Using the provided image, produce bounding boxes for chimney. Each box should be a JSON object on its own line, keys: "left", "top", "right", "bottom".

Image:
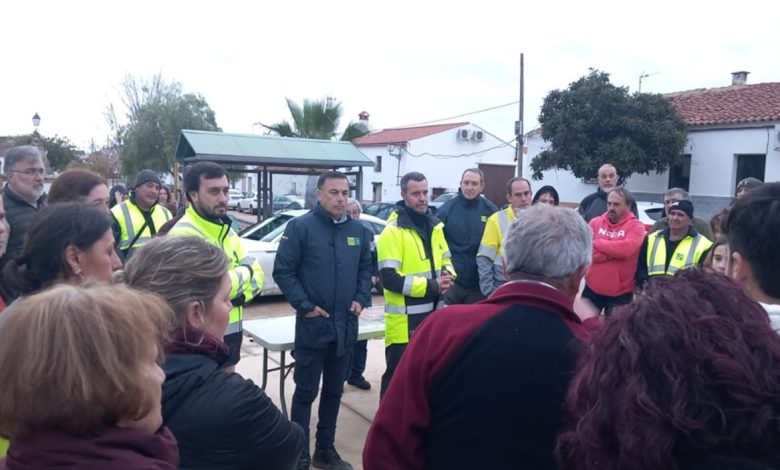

{"left": 731, "top": 71, "right": 750, "bottom": 86}
{"left": 358, "top": 111, "right": 370, "bottom": 121}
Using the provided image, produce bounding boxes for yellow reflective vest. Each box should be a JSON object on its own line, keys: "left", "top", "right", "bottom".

{"left": 476, "top": 206, "right": 516, "bottom": 295}
{"left": 168, "top": 207, "right": 264, "bottom": 335}
{"left": 111, "top": 200, "right": 172, "bottom": 258}
{"left": 646, "top": 230, "right": 713, "bottom": 276}
{"left": 377, "top": 208, "right": 455, "bottom": 346}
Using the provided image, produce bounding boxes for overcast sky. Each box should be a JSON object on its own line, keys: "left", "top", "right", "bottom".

{"left": 2, "top": 0, "right": 778, "bottom": 151}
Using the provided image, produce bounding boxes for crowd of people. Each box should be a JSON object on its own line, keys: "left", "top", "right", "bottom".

{"left": 0, "top": 141, "right": 778, "bottom": 470}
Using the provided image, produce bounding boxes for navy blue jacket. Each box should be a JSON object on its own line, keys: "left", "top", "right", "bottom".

{"left": 435, "top": 190, "right": 497, "bottom": 290}
{"left": 273, "top": 203, "right": 373, "bottom": 356}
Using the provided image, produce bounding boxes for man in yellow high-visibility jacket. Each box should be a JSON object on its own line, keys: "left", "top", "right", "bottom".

{"left": 636, "top": 199, "right": 712, "bottom": 288}
{"left": 477, "top": 177, "right": 532, "bottom": 297}
{"left": 377, "top": 171, "right": 455, "bottom": 398}
{"left": 110, "top": 169, "right": 171, "bottom": 261}
{"left": 169, "top": 162, "right": 263, "bottom": 368}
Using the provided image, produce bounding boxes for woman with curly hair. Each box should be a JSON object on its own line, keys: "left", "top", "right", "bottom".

{"left": 558, "top": 269, "right": 780, "bottom": 469}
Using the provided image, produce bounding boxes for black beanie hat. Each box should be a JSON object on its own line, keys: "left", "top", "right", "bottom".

{"left": 668, "top": 200, "right": 694, "bottom": 219}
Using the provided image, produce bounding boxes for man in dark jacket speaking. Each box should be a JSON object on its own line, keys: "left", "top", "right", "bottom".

{"left": 436, "top": 168, "right": 497, "bottom": 304}
{"left": 274, "top": 171, "right": 373, "bottom": 470}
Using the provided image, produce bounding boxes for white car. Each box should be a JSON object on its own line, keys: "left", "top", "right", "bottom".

{"left": 240, "top": 210, "right": 386, "bottom": 296}
{"left": 228, "top": 189, "right": 243, "bottom": 210}
{"left": 237, "top": 192, "right": 258, "bottom": 214}
{"left": 635, "top": 201, "right": 665, "bottom": 232}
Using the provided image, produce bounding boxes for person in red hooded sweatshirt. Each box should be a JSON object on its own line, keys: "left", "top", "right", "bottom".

{"left": 582, "top": 187, "right": 646, "bottom": 316}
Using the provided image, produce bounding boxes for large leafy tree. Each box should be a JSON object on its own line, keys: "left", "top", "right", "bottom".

{"left": 262, "top": 98, "right": 369, "bottom": 141}
{"left": 8, "top": 133, "right": 79, "bottom": 172}
{"left": 531, "top": 69, "right": 688, "bottom": 181}
{"left": 106, "top": 74, "right": 220, "bottom": 178}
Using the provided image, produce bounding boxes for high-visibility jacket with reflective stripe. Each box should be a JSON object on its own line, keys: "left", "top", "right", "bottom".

{"left": 168, "top": 207, "right": 264, "bottom": 335}
{"left": 111, "top": 200, "right": 171, "bottom": 257}
{"left": 645, "top": 230, "right": 713, "bottom": 276}
{"left": 476, "top": 206, "right": 516, "bottom": 295}
{"left": 378, "top": 208, "right": 455, "bottom": 346}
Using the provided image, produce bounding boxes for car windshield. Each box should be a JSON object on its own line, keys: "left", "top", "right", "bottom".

{"left": 240, "top": 214, "right": 294, "bottom": 241}
{"left": 433, "top": 193, "right": 455, "bottom": 202}
{"left": 262, "top": 223, "right": 289, "bottom": 242}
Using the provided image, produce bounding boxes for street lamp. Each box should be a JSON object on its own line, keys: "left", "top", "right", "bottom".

{"left": 32, "top": 112, "right": 41, "bottom": 138}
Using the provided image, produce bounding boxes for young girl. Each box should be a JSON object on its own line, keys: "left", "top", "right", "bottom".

{"left": 704, "top": 236, "right": 728, "bottom": 274}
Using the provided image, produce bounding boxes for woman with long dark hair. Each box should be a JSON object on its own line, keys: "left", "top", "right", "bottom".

{"left": 1, "top": 203, "right": 121, "bottom": 303}
{"left": 558, "top": 269, "right": 780, "bottom": 469}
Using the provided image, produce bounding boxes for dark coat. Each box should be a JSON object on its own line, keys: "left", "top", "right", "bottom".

{"left": 162, "top": 353, "right": 303, "bottom": 470}
{"left": 436, "top": 190, "right": 497, "bottom": 290}
{"left": 1, "top": 185, "right": 44, "bottom": 263}
{"left": 579, "top": 187, "right": 638, "bottom": 222}
{"left": 273, "top": 203, "right": 373, "bottom": 356}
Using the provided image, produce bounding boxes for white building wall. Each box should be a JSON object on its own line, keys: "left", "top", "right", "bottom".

{"left": 359, "top": 124, "right": 516, "bottom": 202}
{"left": 238, "top": 173, "right": 307, "bottom": 197}
{"left": 687, "top": 125, "right": 779, "bottom": 197}
{"left": 525, "top": 123, "right": 780, "bottom": 217}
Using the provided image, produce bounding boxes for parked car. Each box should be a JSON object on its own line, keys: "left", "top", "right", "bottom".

{"left": 237, "top": 192, "right": 258, "bottom": 214}
{"left": 272, "top": 194, "right": 305, "bottom": 213}
{"left": 635, "top": 201, "right": 665, "bottom": 232}
{"left": 228, "top": 188, "right": 243, "bottom": 210}
{"left": 240, "top": 210, "right": 386, "bottom": 296}
{"left": 428, "top": 192, "right": 457, "bottom": 212}
{"left": 364, "top": 201, "right": 396, "bottom": 220}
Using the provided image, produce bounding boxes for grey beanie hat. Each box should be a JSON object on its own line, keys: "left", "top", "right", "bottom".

{"left": 133, "top": 169, "right": 162, "bottom": 189}
{"left": 736, "top": 177, "right": 763, "bottom": 195}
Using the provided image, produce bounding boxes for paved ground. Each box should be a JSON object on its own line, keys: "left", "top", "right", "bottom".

{"left": 238, "top": 292, "right": 385, "bottom": 470}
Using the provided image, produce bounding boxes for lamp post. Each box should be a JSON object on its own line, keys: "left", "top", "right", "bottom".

{"left": 31, "top": 112, "right": 41, "bottom": 145}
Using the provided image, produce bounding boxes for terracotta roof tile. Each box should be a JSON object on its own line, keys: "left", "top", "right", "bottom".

{"left": 667, "top": 82, "right": 780, "bottom": 127}
{"left": 353, "top": 122, "right": 468, "bottom": 146}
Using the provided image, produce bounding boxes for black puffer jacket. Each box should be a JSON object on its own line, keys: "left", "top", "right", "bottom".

{"left": 162, "top": 353, "right": 303, "bottom": 470}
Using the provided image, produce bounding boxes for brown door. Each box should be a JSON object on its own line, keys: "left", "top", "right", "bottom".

{"left": 478, "top": 164, "right": 516, "bottom": 207}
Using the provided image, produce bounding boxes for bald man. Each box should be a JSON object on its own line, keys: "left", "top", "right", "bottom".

{"left": 578, "top": 163, "right": 637, "bottom": 222}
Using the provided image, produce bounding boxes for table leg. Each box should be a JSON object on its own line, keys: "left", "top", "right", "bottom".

{"left": 261, "top": 347, "right": 269, "bottom": 391}
{"left": 279, "top": 351, "right": 288, "bottom": 417}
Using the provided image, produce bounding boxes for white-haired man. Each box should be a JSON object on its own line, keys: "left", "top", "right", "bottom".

{"left": 365, "top": 204, "right": 600, "bottom": 469}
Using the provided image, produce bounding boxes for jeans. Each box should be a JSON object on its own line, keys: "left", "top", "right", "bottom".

{"left": 290, "top": 342, "right": 350, "bottom": 450}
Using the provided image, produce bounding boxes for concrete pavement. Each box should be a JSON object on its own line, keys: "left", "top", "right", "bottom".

{"left": 236, "top": 296, "right": 385, "bottom": 469}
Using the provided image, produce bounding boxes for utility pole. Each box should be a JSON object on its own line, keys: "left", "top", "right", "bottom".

{"left": 516, "top": 53, "right": 525, "bottom": 177}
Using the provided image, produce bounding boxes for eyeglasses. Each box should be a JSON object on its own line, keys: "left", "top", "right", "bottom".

{"left": 9, "top": 168, "right": 45, "bottom": 176}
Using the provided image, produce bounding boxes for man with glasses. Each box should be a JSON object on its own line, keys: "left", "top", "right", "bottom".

{"left": 1, "top": 146, "right": 46, "bottom": 263}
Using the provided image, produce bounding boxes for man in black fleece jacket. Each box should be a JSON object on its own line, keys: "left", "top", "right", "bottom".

{"left": 436, "top": 168, "right": 497, "bottom": 304}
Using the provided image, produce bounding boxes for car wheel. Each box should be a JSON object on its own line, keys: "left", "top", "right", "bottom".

{"left": 249, "top": 204, "right": 254, "bottom": 214}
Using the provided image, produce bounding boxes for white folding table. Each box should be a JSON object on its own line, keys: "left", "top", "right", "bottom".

{"left": 243, "top": 315, "right": 384, "bottom": 417}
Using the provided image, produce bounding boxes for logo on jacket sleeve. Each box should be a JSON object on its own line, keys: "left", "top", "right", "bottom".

{"left": 481, "top": 215, "right": 487, "bottom": 222}
{"left": 347, "top": 236, "right": 361, "bottom": 246}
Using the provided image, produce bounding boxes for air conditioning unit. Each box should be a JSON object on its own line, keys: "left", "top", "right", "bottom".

{"left": 471, "top": 130, "right": 484, "bottom": 142}
{"left": 456, "top": 129, "right": 470, "bottom": 141}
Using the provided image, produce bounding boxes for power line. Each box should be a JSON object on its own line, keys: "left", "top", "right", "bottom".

{"left": 404, "top": 137, "right": 516, "bottom": 159}
{"left": 394, "top": 100, "right": 520, "bottom": 128}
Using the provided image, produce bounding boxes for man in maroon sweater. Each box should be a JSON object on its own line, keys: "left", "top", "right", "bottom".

{"left": 363, "top": 204, "right": 600, "bottom": 470}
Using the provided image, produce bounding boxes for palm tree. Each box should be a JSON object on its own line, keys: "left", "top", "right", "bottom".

{"left": 261, "top": 97, "right": 369, "bottom": 141}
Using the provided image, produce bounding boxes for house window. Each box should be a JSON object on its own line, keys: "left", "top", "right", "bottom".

{"left": 735, "top": 154, "right": 766, "bottom": 191}
{"left": 668, "top": 155, "right": 691, "bottom": 191}
{"left": 375, "top": 155, "right": 382, "bottom": 172}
